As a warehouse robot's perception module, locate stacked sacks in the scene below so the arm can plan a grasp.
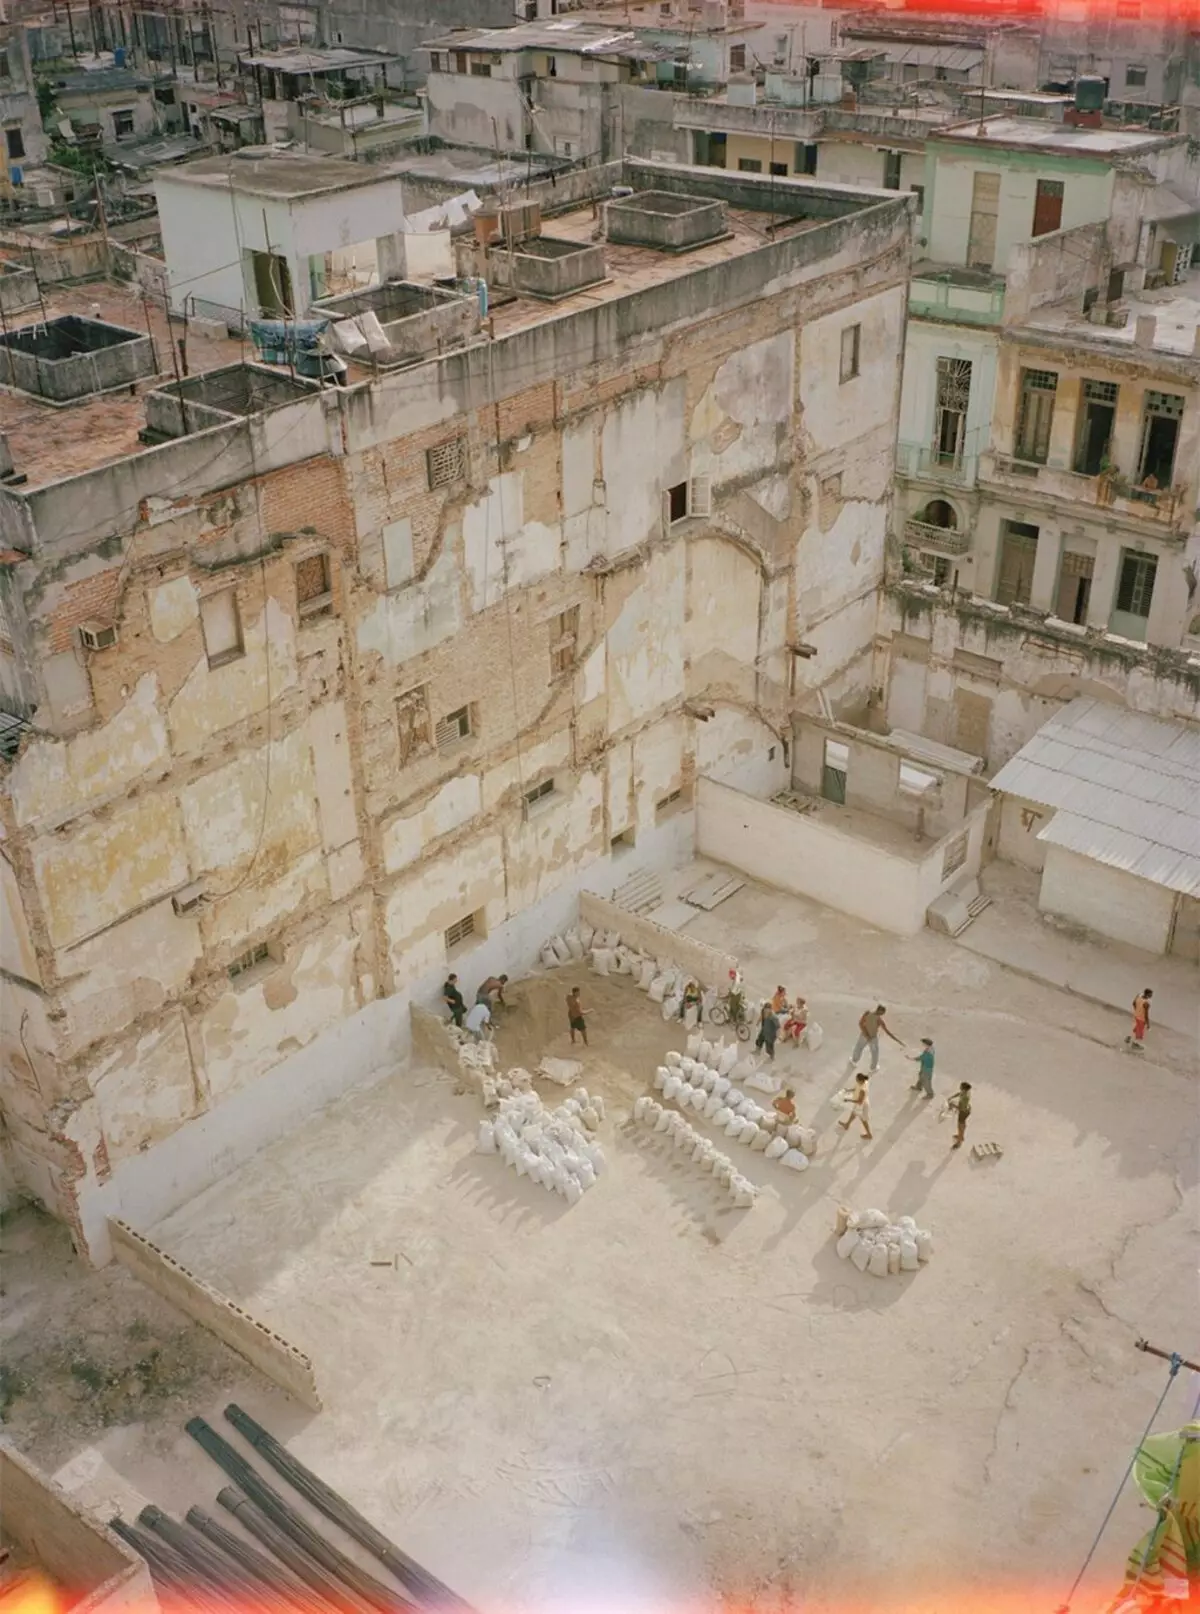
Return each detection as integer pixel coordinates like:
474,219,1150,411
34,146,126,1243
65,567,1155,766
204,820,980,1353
834,1207,933,1276
480,1067,534,1108
654,1051,816,1170
632,1096,757,1208
479,1091,606,1207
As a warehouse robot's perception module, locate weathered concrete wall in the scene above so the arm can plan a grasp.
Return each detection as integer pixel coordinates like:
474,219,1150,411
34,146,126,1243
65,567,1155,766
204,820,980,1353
0,1442,157,1614
579,891,737,988
109,1218,322,1408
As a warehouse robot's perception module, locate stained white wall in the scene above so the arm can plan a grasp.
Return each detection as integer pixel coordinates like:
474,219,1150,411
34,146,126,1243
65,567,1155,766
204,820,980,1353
1038,843,1175,953
926,148,1115,272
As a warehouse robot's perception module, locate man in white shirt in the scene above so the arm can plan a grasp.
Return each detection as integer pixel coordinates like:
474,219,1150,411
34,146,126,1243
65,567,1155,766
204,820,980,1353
464,1000,492,1043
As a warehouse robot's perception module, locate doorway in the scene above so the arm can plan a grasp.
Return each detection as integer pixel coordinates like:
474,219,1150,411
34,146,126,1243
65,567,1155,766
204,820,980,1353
1055,550,1094,624
1073,379,1117,474
995,520,1039,606
249,249,293,317
967,170,1000,270
934,356,972,465
822,738,848,804
1137,391,1184,488
1032,178,1064,237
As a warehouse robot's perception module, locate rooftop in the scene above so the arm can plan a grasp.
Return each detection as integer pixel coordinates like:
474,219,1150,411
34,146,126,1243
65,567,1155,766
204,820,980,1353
991,696,1200,896
422,20,674,59
390,146,563,189
1021,264,1200,359
239,45,398,73
931,115,1178,158
153,150,406,201
51,66,156,94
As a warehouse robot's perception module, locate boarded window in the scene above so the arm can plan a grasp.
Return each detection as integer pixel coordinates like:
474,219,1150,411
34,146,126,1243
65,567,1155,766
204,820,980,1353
444,912,476,950
941,831,969,880
294,552,332,618
435,705,473,750
396,685,431,766
966,170,1000,270
200,589,243,668
840,323,860,383
427,437,466,489
549,605,580,675
1032,178,1064,237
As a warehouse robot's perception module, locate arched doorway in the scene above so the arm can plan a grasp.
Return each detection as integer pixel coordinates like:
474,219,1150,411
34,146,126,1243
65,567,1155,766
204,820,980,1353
916,498,958,531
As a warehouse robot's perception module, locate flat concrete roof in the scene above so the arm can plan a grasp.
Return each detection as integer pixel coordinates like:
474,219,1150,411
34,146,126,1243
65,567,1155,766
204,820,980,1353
932,115,1177,157
1020,263,1200,360
240,46,397,73
154,150,406,199
391,148,563,188
423,20,672,59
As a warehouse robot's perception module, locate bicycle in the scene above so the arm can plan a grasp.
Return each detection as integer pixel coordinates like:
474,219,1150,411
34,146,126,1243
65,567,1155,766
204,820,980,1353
707,989,752,1041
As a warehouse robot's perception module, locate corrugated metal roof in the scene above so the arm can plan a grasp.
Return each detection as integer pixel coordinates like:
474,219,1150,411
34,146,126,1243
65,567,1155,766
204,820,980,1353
990,697,1200,896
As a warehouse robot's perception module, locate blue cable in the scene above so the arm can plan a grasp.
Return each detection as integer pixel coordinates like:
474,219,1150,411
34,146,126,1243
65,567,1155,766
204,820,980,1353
1055,1353,1185,1613
1125,1380,1200,1594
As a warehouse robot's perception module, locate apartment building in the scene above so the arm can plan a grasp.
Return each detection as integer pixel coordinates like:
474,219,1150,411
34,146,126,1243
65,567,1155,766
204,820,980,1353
886,116,1200,768
0,157,911,1259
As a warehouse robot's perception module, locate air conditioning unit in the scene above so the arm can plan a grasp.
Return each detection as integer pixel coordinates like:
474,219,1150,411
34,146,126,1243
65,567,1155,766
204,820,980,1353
172,880,207,916
79,621,118,651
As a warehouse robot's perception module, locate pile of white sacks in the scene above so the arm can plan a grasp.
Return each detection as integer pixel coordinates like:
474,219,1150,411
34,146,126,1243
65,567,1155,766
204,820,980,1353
631,1096,757,1208
655,1048,817,1169
539,925,717,1024
834,1205,934,1277
477,1089,607,1206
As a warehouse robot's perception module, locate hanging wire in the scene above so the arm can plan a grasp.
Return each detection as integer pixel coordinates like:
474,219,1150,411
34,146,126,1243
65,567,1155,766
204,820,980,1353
1056,1352,1186,1613
1124,1383,1200,1597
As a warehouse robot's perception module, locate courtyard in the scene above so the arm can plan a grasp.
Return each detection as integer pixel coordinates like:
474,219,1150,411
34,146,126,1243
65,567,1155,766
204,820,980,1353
2,868,1195,1613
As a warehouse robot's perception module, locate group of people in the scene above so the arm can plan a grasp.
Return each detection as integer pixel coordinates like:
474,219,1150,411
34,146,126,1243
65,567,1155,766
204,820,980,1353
443,972,509,1041
837,1004,972,1148
753,988,810,1059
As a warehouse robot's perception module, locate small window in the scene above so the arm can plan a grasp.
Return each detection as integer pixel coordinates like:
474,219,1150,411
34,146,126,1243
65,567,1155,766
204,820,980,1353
545,54,558,76
655,787,686,819
1125,63,1148,87
454,51,468,73
729,43,746,71
899,760,940,796
822,738,848,803
228,941,271,981
839,324,860,384
294,551,332,618
469,59,492,76
663,476,710,528
769,161,788,177
610,827,636,854
524,777,556,810
941,830,969,880
1115,550,1157,618
549,605,580,676
665,482,688,524
435,705,473,750
200,589,243,668
5,126,25,160
737,157,763,173
112,108,136,139
427,437,467,489
444,912,477,951
923,553,952,586
909,183,925,210
883,150,902,190
396,685,432,765
429,51,443,72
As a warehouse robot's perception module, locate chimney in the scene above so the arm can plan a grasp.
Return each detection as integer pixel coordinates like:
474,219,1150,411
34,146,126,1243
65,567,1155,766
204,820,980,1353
1133,314,1156,348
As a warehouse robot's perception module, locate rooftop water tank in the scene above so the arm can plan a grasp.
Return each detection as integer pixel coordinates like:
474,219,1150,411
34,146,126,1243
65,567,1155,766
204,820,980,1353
1075,75,1105,112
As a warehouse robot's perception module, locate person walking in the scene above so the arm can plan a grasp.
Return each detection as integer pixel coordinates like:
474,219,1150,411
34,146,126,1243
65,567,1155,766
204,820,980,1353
464,999,492,1044
850,1004,903,1072
908,1037,935,1099
566,987,588,1047
755,1002,779,1061
442,972,466,1028
1124,988,1153,1052
838,1073,873,1140
477,974,508,1010
944,1082,972,1149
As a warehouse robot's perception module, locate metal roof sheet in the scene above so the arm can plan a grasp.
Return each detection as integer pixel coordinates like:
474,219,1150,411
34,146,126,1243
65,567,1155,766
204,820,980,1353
991,696,1200,896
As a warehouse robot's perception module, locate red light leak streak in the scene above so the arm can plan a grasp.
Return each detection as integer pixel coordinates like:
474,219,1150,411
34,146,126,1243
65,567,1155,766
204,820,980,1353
763,0,1200,18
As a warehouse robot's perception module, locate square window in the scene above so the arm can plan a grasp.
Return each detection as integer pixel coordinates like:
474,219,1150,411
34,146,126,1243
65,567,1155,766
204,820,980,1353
228,940,272,981
435,705,473,750
524,776,556,810
729,43,746,70
737,157,763,173
294,551,332,618
549,605,580,675
200,589,243,668
840,324,860,384
429,51,443,72
112,109,135,139
769,161,788,176
470,60,492,76
396,685,431,765
1125,63,1147,87
427,437,466,489
444,912,477,951
5,127,25,160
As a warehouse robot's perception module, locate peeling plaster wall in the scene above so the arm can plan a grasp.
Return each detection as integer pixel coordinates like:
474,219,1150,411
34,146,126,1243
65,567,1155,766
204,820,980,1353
0,178,913,1256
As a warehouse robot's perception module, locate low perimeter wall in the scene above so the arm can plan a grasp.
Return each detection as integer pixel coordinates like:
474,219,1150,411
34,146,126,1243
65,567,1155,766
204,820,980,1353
579,890,737,986
0,1442,157,1614
108,1218,321,1410
696,777,989,937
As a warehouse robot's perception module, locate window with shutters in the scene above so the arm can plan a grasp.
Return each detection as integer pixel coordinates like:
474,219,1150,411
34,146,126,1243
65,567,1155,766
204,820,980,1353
1137,391,1183,488
228,941,272,982
524,777,556,813
1074,379,1118,475
435,705,473,751
662,477,711,527
1015,369,1057,464
996,520,1039,606
200,589,243,668
1032,178,1064,238
934,356,972,465
1115,551,1157,619
294,551,332,619
840,323,860,383
396,685,432,766
729,43,746,70
655,787,688,819
426,437,466,489
549,605,580,676
444,912,477,952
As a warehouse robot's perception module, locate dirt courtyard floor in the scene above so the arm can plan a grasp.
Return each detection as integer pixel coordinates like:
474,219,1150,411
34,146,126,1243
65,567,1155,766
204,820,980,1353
2,868,1196,1613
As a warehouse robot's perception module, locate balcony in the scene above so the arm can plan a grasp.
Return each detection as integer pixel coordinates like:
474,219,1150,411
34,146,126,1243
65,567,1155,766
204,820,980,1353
981,453,1187,532
896,441,979,489
909,267,1005,327
904,518,970,555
